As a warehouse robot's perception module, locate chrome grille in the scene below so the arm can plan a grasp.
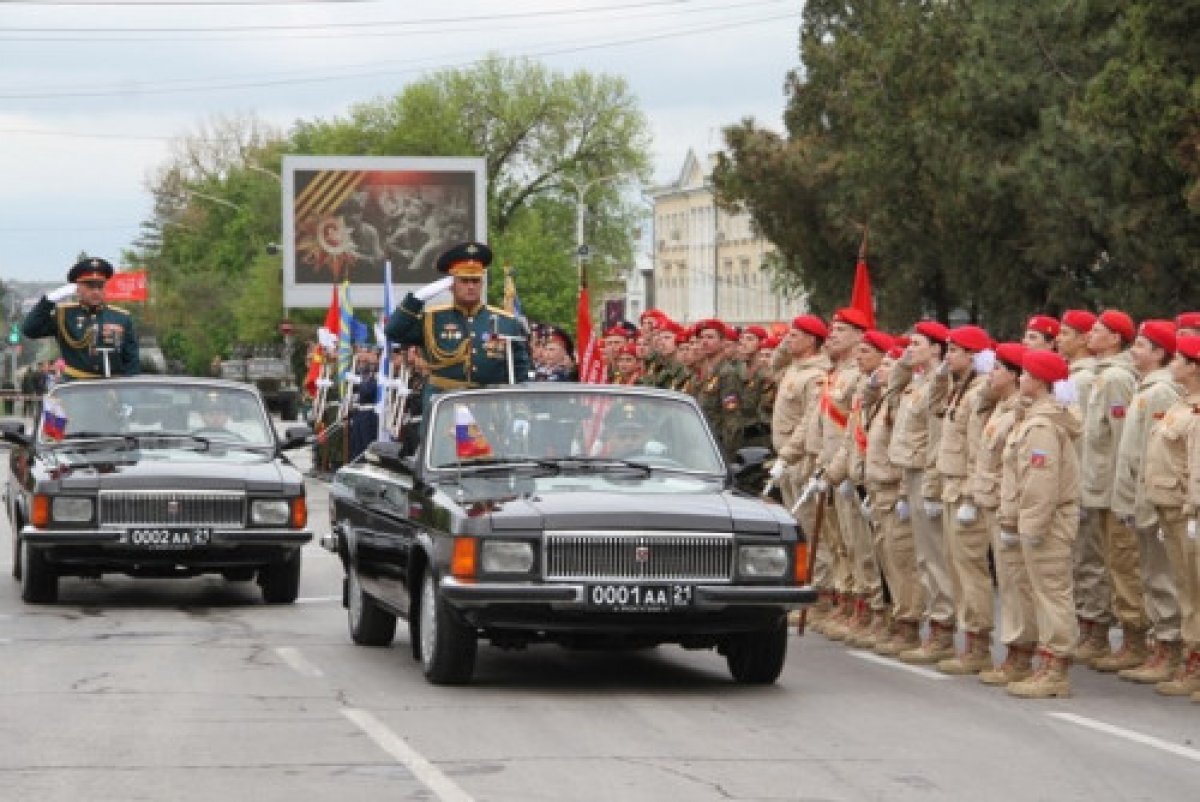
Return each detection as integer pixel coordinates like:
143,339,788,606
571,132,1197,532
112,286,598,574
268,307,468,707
99,490,246,527
543,531,734,582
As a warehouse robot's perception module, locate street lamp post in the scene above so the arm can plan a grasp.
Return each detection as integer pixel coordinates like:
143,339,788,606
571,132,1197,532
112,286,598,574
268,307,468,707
560,173,626,287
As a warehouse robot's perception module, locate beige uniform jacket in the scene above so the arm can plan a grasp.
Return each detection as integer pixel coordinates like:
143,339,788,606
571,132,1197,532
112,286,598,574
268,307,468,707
1111,368,1181,527
970,392,1023,511
773,354,831,463
1080,351,1138,509
886,359,935,472
999,398,1082,535
934,371,987,504
1143,392,1200,511
1070,356,1098,426
817,359,861,484
863,378,903,502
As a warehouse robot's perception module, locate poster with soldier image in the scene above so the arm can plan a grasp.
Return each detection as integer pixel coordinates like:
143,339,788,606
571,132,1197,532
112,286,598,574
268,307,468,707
282,156,486,308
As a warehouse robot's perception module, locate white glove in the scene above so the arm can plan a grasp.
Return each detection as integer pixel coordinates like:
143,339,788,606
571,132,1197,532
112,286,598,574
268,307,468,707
837,480,855,499
923,499,943,519
972,349,996,375
895,499,910,522
768,460,787,481
813,477,829,495
859,496,873,519
315,378,333,389
414,276,453,302
47,283,76,303
999,530,1019,548
344,373,362,385
1187,519,1197,540
956,503,978,525
512,419,530,438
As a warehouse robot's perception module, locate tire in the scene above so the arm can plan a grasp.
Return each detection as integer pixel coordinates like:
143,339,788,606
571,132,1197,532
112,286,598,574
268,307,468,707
416,568,476,685
20,540,58,604
724,617,788,684
259,549,302,604
347,569,396,646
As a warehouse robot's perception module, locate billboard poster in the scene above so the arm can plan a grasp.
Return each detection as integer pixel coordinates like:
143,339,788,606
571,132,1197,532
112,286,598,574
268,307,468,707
282,156,487,309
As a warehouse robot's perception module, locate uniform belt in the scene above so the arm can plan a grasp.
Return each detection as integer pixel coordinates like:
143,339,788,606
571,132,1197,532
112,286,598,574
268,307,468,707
63,366,102,380
429,375,475,390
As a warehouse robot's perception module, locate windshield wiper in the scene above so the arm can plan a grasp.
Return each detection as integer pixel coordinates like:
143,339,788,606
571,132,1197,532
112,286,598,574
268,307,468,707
541,457,653,476
433,457,561,475
48,433,138,450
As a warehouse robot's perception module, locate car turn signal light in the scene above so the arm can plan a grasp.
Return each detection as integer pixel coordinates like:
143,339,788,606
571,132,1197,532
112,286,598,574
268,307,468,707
31,494,50,528
290,496,308,529
793,542,810,584
451,537,478,579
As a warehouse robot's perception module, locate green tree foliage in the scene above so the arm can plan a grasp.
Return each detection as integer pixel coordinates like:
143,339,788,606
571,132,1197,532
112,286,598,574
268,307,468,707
714,0,1198,335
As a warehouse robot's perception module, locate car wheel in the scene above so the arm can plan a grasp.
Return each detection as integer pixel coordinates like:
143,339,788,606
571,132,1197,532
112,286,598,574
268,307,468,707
259,549,302,604
417,568,476,685
20,540,58,604
724,617,788,684
347,568,396,646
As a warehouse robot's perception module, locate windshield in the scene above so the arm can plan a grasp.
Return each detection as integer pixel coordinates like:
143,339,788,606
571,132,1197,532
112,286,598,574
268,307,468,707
40,383,275,447
425,389,723,474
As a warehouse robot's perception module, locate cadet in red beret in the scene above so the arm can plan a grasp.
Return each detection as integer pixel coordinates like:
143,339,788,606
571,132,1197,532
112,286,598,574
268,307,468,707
791,314,829,341
862,329,894,355
1024,315,1061,351
1175,312,1200,337
1096,309,1136,344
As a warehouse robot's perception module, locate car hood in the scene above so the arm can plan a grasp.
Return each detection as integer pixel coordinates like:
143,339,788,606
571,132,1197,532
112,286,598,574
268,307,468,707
43,451,292,493
484,491,784,534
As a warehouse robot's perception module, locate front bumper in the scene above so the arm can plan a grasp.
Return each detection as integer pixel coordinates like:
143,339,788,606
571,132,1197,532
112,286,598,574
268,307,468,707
439,578,817,610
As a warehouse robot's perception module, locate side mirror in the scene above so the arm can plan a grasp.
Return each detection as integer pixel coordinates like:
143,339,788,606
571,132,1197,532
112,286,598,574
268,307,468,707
0,419,31,448
280,425,312,450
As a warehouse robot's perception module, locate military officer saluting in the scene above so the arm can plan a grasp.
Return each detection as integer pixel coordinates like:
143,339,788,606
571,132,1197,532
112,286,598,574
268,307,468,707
385,241,531,408
22,257,140,379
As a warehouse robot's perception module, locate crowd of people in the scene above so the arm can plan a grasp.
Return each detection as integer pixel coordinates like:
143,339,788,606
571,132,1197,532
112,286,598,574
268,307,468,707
537,305,1200,702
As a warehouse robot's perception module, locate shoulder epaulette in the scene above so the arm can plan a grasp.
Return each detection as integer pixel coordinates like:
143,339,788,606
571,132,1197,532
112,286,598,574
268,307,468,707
487,305,515,319
107,305,130,315
426,303,453,313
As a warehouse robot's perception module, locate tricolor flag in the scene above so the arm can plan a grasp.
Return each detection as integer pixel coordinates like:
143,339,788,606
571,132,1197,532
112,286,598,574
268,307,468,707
375,260,396,442
454,404,493,459
42,397,67,441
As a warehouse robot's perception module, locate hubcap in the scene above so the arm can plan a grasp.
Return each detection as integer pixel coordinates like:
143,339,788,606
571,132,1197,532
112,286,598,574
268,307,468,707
420,573,437,668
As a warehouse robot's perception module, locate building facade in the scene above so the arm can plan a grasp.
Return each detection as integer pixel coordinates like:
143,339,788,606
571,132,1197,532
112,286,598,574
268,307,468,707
647,150,807,325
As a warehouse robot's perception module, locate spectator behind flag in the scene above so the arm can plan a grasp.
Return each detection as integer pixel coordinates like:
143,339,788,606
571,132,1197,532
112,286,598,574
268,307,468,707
42,397,67,441
454,404,493,459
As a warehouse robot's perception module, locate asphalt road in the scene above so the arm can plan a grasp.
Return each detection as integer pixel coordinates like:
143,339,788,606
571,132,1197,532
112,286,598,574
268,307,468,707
1,424,1198,801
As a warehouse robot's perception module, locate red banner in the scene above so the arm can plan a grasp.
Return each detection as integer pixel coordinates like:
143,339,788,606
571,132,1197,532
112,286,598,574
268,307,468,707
104,270,148,303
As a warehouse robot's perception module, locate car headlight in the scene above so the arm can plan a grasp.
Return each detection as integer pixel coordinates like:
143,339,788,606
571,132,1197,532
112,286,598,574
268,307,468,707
51,497,93,522
251,500,291,526
480,540,535,573
738,545,788,578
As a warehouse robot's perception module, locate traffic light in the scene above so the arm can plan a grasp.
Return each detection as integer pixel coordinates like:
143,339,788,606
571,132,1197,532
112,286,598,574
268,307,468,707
7,323,18,345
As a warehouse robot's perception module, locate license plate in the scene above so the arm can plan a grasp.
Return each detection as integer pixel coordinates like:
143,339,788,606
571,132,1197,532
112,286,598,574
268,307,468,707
118,528,213,550
588,583,692,612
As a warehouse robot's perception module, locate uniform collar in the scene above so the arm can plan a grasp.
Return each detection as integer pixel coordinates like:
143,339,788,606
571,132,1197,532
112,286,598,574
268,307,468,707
453,301,483,317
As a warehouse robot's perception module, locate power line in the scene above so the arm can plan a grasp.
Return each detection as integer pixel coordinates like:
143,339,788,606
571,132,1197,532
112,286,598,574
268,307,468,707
0,1,370,5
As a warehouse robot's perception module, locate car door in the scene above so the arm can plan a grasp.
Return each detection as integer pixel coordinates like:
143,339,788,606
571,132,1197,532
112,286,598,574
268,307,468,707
347,464,419,617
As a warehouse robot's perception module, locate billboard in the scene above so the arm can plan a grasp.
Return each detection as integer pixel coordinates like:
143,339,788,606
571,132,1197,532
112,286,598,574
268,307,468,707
282,156,487,309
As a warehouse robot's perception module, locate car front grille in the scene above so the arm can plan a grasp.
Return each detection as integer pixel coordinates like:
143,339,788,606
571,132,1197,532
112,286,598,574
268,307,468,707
543,531,734,582
99,490,246,527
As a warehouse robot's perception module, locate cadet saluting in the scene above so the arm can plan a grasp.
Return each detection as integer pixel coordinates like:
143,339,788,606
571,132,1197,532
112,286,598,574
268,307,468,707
22,257,140,379
385,241,530,408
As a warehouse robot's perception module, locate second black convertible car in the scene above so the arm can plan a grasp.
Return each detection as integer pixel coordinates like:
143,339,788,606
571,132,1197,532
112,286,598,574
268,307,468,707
325,385,814,685
1,378,313,604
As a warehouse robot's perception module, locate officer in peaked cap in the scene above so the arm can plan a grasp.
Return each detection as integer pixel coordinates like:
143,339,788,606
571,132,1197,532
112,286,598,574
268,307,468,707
22,257,140,379
385,241,531,413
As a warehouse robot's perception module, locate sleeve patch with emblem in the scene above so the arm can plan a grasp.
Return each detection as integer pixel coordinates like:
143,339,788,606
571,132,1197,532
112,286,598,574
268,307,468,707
1110,404,1126,419
1030,449,1048,468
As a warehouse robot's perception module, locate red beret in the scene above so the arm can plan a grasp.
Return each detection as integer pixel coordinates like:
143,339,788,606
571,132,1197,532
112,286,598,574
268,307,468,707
1175,312,1200,332
761,335,781,351
913,320,949,344
1023,350,1070,385
723,323,740,342
1026,315,1061,339
694,319,726,337
1061,309,1097,335
639,308,667,324
1177,336,1200,362
618,342,638,357
892,334,911,349
1098,310,1135,343
744,325,769,341
948,325,992,353
886,345,905,360
604,325,630,340
1138,319,1177,356
994,342,1026,372
658,320,684,339
862,329,894,354
791,314,829,340
832,307,871,331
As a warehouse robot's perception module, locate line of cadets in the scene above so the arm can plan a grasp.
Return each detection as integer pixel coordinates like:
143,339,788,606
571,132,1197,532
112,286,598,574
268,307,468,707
540,306,1200,701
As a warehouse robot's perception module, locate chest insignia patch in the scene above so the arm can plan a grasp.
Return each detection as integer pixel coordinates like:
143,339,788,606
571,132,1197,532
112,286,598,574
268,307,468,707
1031,449,1047,468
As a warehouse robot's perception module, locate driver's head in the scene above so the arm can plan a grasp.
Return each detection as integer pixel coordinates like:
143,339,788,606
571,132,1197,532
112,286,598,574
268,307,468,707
608,421,649,457
200,393,230,426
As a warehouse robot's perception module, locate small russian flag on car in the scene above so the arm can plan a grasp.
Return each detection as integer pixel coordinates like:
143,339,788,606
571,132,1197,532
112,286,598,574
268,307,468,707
454,404,493,459
42,398,67,441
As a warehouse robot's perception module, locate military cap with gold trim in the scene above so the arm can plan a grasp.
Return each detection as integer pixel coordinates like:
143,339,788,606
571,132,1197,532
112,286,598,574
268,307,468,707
435,241,493,277
68,257,114,283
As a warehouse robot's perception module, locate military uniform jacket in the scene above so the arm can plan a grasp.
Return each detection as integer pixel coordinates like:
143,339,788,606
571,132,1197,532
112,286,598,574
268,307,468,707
1143,392,1200,511
970,392,1022,511
886,358,936,473
935,371,987,504
1070,356,1098,433
816,358,860,484
1080,351,1137,508
1111,367,1180,527
774,353,830,463
386,293,531,392
22,298,140,379
863,375,903,499
999,398,1082,536
693,357,743,456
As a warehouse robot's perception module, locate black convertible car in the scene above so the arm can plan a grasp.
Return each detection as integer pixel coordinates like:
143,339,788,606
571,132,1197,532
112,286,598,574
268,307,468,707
1,378,313,604
325,385,814,685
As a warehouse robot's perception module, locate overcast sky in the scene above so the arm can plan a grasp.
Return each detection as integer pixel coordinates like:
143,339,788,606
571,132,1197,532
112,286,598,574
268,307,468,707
0,0,801,283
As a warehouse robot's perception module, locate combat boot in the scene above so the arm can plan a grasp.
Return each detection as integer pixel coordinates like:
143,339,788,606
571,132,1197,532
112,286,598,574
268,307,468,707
808,590,835,630
843,598,875,648
875,620,920,657
850,608,893,650
937,630,994,675
979,643,1035,686
1091,626,1149,672
1072,618,1111,663
1155,649,1200,697
1007,651,1071,699
823,594,857,641
1119,639,1182,684
898,620,956,665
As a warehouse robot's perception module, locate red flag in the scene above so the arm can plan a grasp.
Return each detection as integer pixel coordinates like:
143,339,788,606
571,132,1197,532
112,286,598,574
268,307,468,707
851,230,876,329
104,270,148,302
576,282,605,385
322,283,340,337
303,349,323,398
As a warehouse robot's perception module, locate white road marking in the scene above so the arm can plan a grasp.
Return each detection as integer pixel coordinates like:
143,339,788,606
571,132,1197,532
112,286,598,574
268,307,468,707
274,646,324,678
343,708,474,802
1047,712,1200,764
847,650,953,680
295,595,340,604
